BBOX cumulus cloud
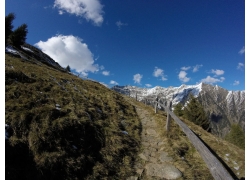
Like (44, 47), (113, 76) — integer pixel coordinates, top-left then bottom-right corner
(102, 71), (110, 76)
(153, 67), (167, 81)
(181, 66), (191, 71)
(178, 71), (190, 83)
(54, 0), (104, 26)
(116, 20), (128, 30)
(237, 63), (244, 70)
(35, 34), (99, 75)
(211, 69), (224, 76)
(110, 80), (118, 85)
(201, 76), (225, 84)
(238, 46), (245, 55)
(145, 84), (152, 88)
(193, 64), (203, 72)
(233, 80), (240, 86)
(133, 73), (143, 84)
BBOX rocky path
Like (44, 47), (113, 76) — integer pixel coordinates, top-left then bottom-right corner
(127, 102), (182, 180)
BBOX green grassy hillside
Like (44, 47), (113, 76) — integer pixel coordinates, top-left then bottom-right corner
(5, 53), (141, 179)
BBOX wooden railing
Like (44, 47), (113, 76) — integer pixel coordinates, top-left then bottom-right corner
(149, 99), (234, 180)
(112, 87), (235, 180)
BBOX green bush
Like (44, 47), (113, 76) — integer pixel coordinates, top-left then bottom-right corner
(225, 124), (245, 149)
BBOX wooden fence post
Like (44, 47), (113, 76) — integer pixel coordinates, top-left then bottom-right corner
(154, 100), (158, 113)
(166, 101), (172, 132)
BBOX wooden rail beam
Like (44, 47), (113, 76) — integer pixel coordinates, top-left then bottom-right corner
(149, 99), (234, 180)
(166, 101), (172, 132)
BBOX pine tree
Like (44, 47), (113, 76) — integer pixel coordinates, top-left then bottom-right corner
(174, 102), (184, 117)
(5, 13), (15, 45)
(10, 23), (28, 48)
(66, 65), (71, 72)
(183, 94), (210, 131)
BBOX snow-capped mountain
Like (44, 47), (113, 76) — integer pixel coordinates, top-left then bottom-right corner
(112, 83), (245, 137)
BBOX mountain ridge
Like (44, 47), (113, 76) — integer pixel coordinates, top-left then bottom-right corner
(112, 83), (245, 138)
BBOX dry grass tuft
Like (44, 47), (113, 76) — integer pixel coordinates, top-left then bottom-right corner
(5, 54), (141, 179)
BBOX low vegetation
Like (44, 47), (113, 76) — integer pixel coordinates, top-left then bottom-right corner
(224, 124), (245, 149)
(5, 54), (141, 179)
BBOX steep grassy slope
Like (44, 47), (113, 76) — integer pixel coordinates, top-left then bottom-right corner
(5, 53), (141, 179)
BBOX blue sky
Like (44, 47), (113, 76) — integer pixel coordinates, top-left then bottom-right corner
(5, 0), (246, 91)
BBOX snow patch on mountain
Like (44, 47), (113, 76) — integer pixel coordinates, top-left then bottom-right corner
(112, 83), (203, 106)
(5, 45), (19, 55)
(226, 91), (245, 112)
(21, 46), (33, 52)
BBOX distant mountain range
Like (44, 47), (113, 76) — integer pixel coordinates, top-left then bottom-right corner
(112, 83), (245, 137)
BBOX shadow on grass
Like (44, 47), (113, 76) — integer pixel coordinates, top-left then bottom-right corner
(191, 130), (243, 180)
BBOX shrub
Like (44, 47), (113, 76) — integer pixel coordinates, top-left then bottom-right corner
(225, 124), (245, 149)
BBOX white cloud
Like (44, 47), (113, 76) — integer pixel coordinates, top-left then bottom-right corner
(220, 77), (225, 81)
(181, 66), (191, 71)
(102, 71), (110, 76)
(237, 62), (244, 70)
(99, 65), (105, 70)
(58, 10), (64, 15)
(233, 80), (240, 86)
(193, 64), (203, 72)
(201, 76), (225, 84)
(35, 34), (99, 74)
(211, 69), (224, 76)
(110, 80), (118, 85)
(54, 0), (104, 26)
(238, 46), (245, 55)
(161, 77), (167, 81)
(153, 67), (167, 81)
(145, 84), (152, 88)
(133, 73), (143, 84)
(116, 20), (128, 30)
(178, 71), (190, 83)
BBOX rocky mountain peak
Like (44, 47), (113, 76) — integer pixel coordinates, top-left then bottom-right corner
(112, 83), (245, 138)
